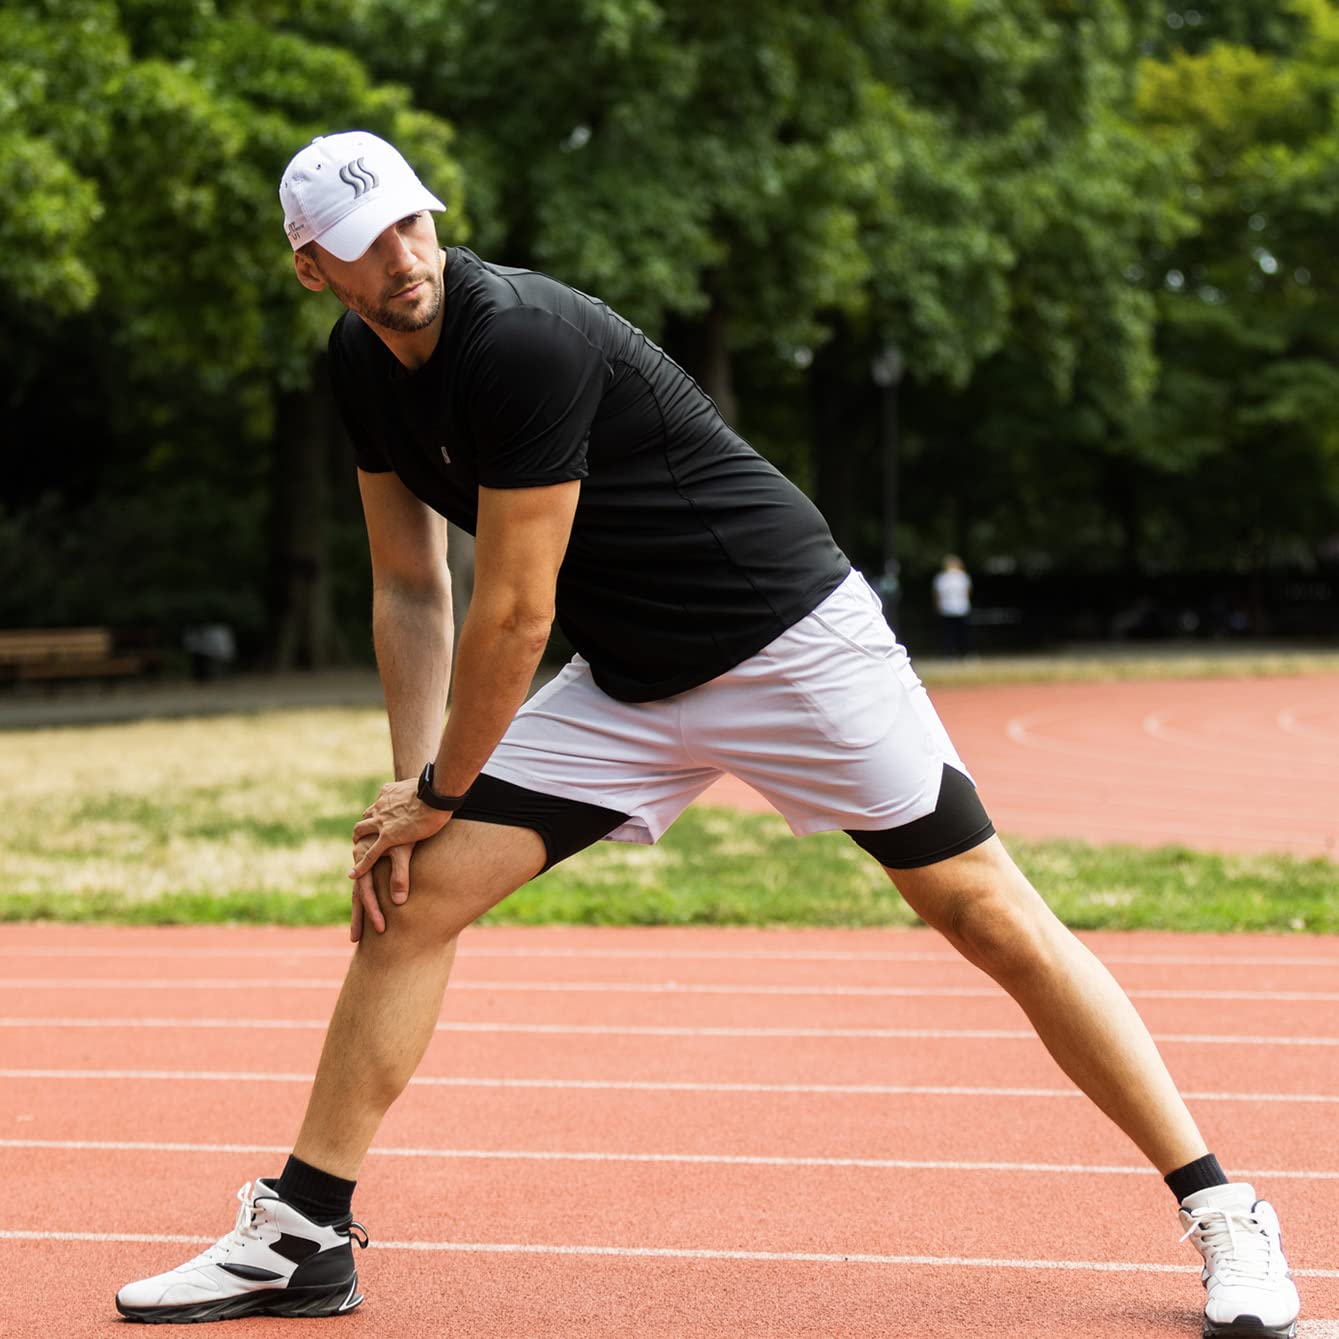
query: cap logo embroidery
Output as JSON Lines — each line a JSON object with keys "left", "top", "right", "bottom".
{"left": 339, "top": 158, "right": 380, "bottom": 199}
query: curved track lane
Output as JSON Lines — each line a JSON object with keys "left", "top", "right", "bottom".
{"left": 2, "top": 924, "right": 1337, "bottom": 1337}
{"left": 702, "top": 674, "right": 1339, "bottom": 858}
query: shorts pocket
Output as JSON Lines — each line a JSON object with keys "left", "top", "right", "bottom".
{"left": 781, "top": 608, "right": 904, "bottom": 748}
{"left": 756, "top": 574, "right": 911, "bottom": 750}
{"left": 796, "top": 649, "right": 903, "bottom": 748}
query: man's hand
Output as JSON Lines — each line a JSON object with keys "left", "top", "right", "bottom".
{"left": 347, "top": 779, "right": 452, "bottom": 939}
{"left": 348, "top": 832, "right": 386, "bottom": 943}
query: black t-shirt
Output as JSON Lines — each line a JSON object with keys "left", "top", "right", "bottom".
{"left": 329, "top": 246, "right": 850, "bottom": 702}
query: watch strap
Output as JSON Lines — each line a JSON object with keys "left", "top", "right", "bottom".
{"left": 417, "top": 761, "right": 470, "bottom": 812}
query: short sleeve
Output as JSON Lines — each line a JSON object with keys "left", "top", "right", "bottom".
{"left": 328, "top": 316, "right": 392, "bottom": 474}
{"left": 461, "top": 307, "right": 609, "bottom": 488}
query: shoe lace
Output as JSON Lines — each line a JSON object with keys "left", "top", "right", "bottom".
{"left": 180, "top": 1181, "right": 266, "bottom": 1270}
{"left": 1181, "top": 1205, "right": 1276, "bottom": 1283}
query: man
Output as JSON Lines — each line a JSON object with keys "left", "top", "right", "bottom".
{"left": 116, "top": 132, "right": 1300, "bottom": 1338}
{"left": 932, "top": 553, "right": 972, "bottom": 659}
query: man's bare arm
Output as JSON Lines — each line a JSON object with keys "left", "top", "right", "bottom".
{"left": 427, "top": 479, "right": 580, "bottom": 798}
{"left": 358, "top": 468, "right": 453, "bottom": 781}
{"left": 348, "top": 478, "right": 579, "bottom": 916}
{"left": 347, "top": 468, "right": 451, "bottom": 939}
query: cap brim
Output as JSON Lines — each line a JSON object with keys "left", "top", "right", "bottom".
{"left": 315, "top": 186, "right": 446, "bottom": 262}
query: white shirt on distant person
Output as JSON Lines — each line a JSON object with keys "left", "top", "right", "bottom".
{"left": 933, "top": 567, "right": 972, "bottom": 618}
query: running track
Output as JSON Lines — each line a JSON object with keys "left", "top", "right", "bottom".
{"left": 705, "top": 674, "right": 1339, "bottom": 859}
{"left": 2, "top": 924, "right": 1338, "bottom": 1337}
{"left": 3, "top": 673, "right": 1338, "bottom": 1334}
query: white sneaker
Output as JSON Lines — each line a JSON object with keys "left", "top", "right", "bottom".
{"left": 116, "top": 1179, "right": 368, "bottom": 1324}
{"left": 1179, "top": 1183, "right": 1300, "bottom": 1338}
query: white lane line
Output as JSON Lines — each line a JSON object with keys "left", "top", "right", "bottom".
{"left": 3, "top": 1227, "right": 1337, "bottom": 1279}
{"left": 4, "top": 944, "right": 1339, "bottom": 969}
{"left": 1144, "top": 710, "right": 1339, "bottom": 781}
{"left": 9, "top": 1228, "right": 1339, "bottom": 1277}
{"left": 6, "top": 978, "right": 1339, "bottom": 1004}
{"left": 1006, "top": 709, "right": 1339, "bottom": 786}
{"left": 4, "top": 1017, "right": 1339, "bottom": 1046}
{"left": 2, "top": 1138, "right": 1337, "bottom": 1182}
{"left": 5, "top": 1068, "right": 1339, "bottom": 1106}
{"left": 1100, "top": 953, "right": 1339, "bottom": 968}
{"left": 1279, "top": 704, "right": 1339, "bottom": 745}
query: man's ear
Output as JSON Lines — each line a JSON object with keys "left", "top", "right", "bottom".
{"left": 293, "top": 250, "right": 327, "bottom": 293}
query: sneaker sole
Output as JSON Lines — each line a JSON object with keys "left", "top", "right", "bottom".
{"left": 116, "top": 1275, "right": 362, "bottom": 1324}
{"left": 1204, "top": 1318, "right": 1297, "bottom": 1339}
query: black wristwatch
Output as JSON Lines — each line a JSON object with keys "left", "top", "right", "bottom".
{"left": 416, "top": 762, "right": 470, "bottom": 812}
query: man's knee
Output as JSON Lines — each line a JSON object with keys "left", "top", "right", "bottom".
{"left": 891, "top": 839, "right": 1060, "bottom": 976}
{"left": 949, "top": 888, "right": 1056, "bottom": 978}
{"left": 367, "top": 854, "right": 474, "bottom": 946}
{"left": 365, "top": 820, "right": 546, "bottom": 947}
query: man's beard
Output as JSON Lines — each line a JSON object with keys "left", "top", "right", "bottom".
{"left": 325, "top": 263, "right": 444, "bottom": 334}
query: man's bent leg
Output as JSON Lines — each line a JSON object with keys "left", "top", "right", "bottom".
{"left": 114, "top": 819, "right": 545, "bottom": 1324}
{"left": 886, "top": 834, "right": 1206, "bottom": 1174}
{"left": 293, "top": 817, "right": 546, "bottom": 1180}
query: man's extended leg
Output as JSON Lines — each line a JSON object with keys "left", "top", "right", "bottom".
{"left": 887, "top": 834, "right": 1204, "bottom": 1171}
{"left": 888, "top": 835, "right": 1300, "bottom": 1338}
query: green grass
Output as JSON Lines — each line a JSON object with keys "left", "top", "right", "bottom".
{"left": 2, "top": 706, "right": 1334, "bottom": 932}
{"left": 65, "top": 782, "right": 376, "bottom": 848}
{"left": 3, "top": 801, "right": 1336, "bottom": 934}
{"left": 914, "top": 646, "right": 1339, "bottom": 689}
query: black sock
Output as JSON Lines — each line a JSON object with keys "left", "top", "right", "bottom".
{"left": 273, "top": 1154, "right": 357, "bottom": 1224}
{"left": 1165, "top": 1152, "right": 1229, "bottom": 1205}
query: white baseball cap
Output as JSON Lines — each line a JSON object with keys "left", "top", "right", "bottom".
{"left": 279, "top": 131, "right": 445, "bottom": 262}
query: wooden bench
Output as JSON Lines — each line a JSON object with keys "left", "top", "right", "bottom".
{"left": 0, "top": 627, "right": 158, "bottom": 686}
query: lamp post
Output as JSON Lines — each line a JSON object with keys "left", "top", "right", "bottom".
{"left": 870, "top": 342, "right": 905, "bottom": 628}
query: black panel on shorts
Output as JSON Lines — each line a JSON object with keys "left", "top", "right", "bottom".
{"left": 454, "top": 772, "right": 630, "bottom": 874}
{"left": 845, "top": 763, "right": 995, "bottom": 869}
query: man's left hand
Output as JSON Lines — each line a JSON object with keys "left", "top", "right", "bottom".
{"left": 349, "top": 779, "right": 452, "bottom": 909}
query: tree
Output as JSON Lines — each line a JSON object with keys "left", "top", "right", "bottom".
{"left": 1128, "top": 0, "right": 1339, "bottom": 590}
{"left": 292, "top": 0, "right": 1187, "bottom": 584}
{"left": 0, "top": 0, "right": 466, "bottom": 662}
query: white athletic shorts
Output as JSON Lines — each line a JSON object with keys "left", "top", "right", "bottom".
{"left": 478, "top": 569, "right": 985, "bottom": 853}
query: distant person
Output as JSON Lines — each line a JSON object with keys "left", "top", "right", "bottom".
{"left": 182, "top": 623, "right": 237, "bottom": 681}
{"left": 115, "top": 130, "right": 1299, "bottom": 1339}
{"left": 933, "top": 554, "right": 973, "bottom": 658}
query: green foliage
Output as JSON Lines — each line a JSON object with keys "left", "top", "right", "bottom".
{"left": 0, "top": 134, "right": 101, "bottom": 313}
{"left": 0, "top": 0, "right": 466, "bottom": 645}
{"left": 3, "top": 0, "right": 1338, "bottom": 646}
{"left": 1123, "top": 0, "right": 1339, "bottom": 567}
{"left": 283, "top": 0, "right": 1205, "bottom": 587}
{"left": 0, "top": 2, "right": 120, "bottom": 315}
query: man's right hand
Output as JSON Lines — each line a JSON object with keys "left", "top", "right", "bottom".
{"left": 349, "top": 832, "right": 404, "bottom": 943}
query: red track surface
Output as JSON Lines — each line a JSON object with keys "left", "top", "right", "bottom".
{"left": 3, "top": 675, "right": 1338, "bottom": 1335}
{"left": 703, "top": 674, "right": 1339, "bottom": 859}
{"left": 3, "top": 923, "right": 1338, "bottom": 1337}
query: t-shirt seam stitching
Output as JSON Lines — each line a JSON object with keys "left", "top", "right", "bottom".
{"left": 623, "top": 361, "right": 786, "bottom": 654}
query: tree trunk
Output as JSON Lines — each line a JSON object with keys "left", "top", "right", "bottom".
{"left": 811, "top": 321, "right": 865, "bottom": 559}
{"left": 268, "top": 357, "right": 339, "bottom": 670}
{"left": 699, "top": 295, "right": 738, "bottom": 427}
{"left": 1103, "top": 454, "right": 1142, "bottom": 579}
{"left": 662, "top": 291, "right": 738, "bottom": 427}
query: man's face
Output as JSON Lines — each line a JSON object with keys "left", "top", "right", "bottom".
{"left": 300, "top": 212, "right": 443, "bottom": 334}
